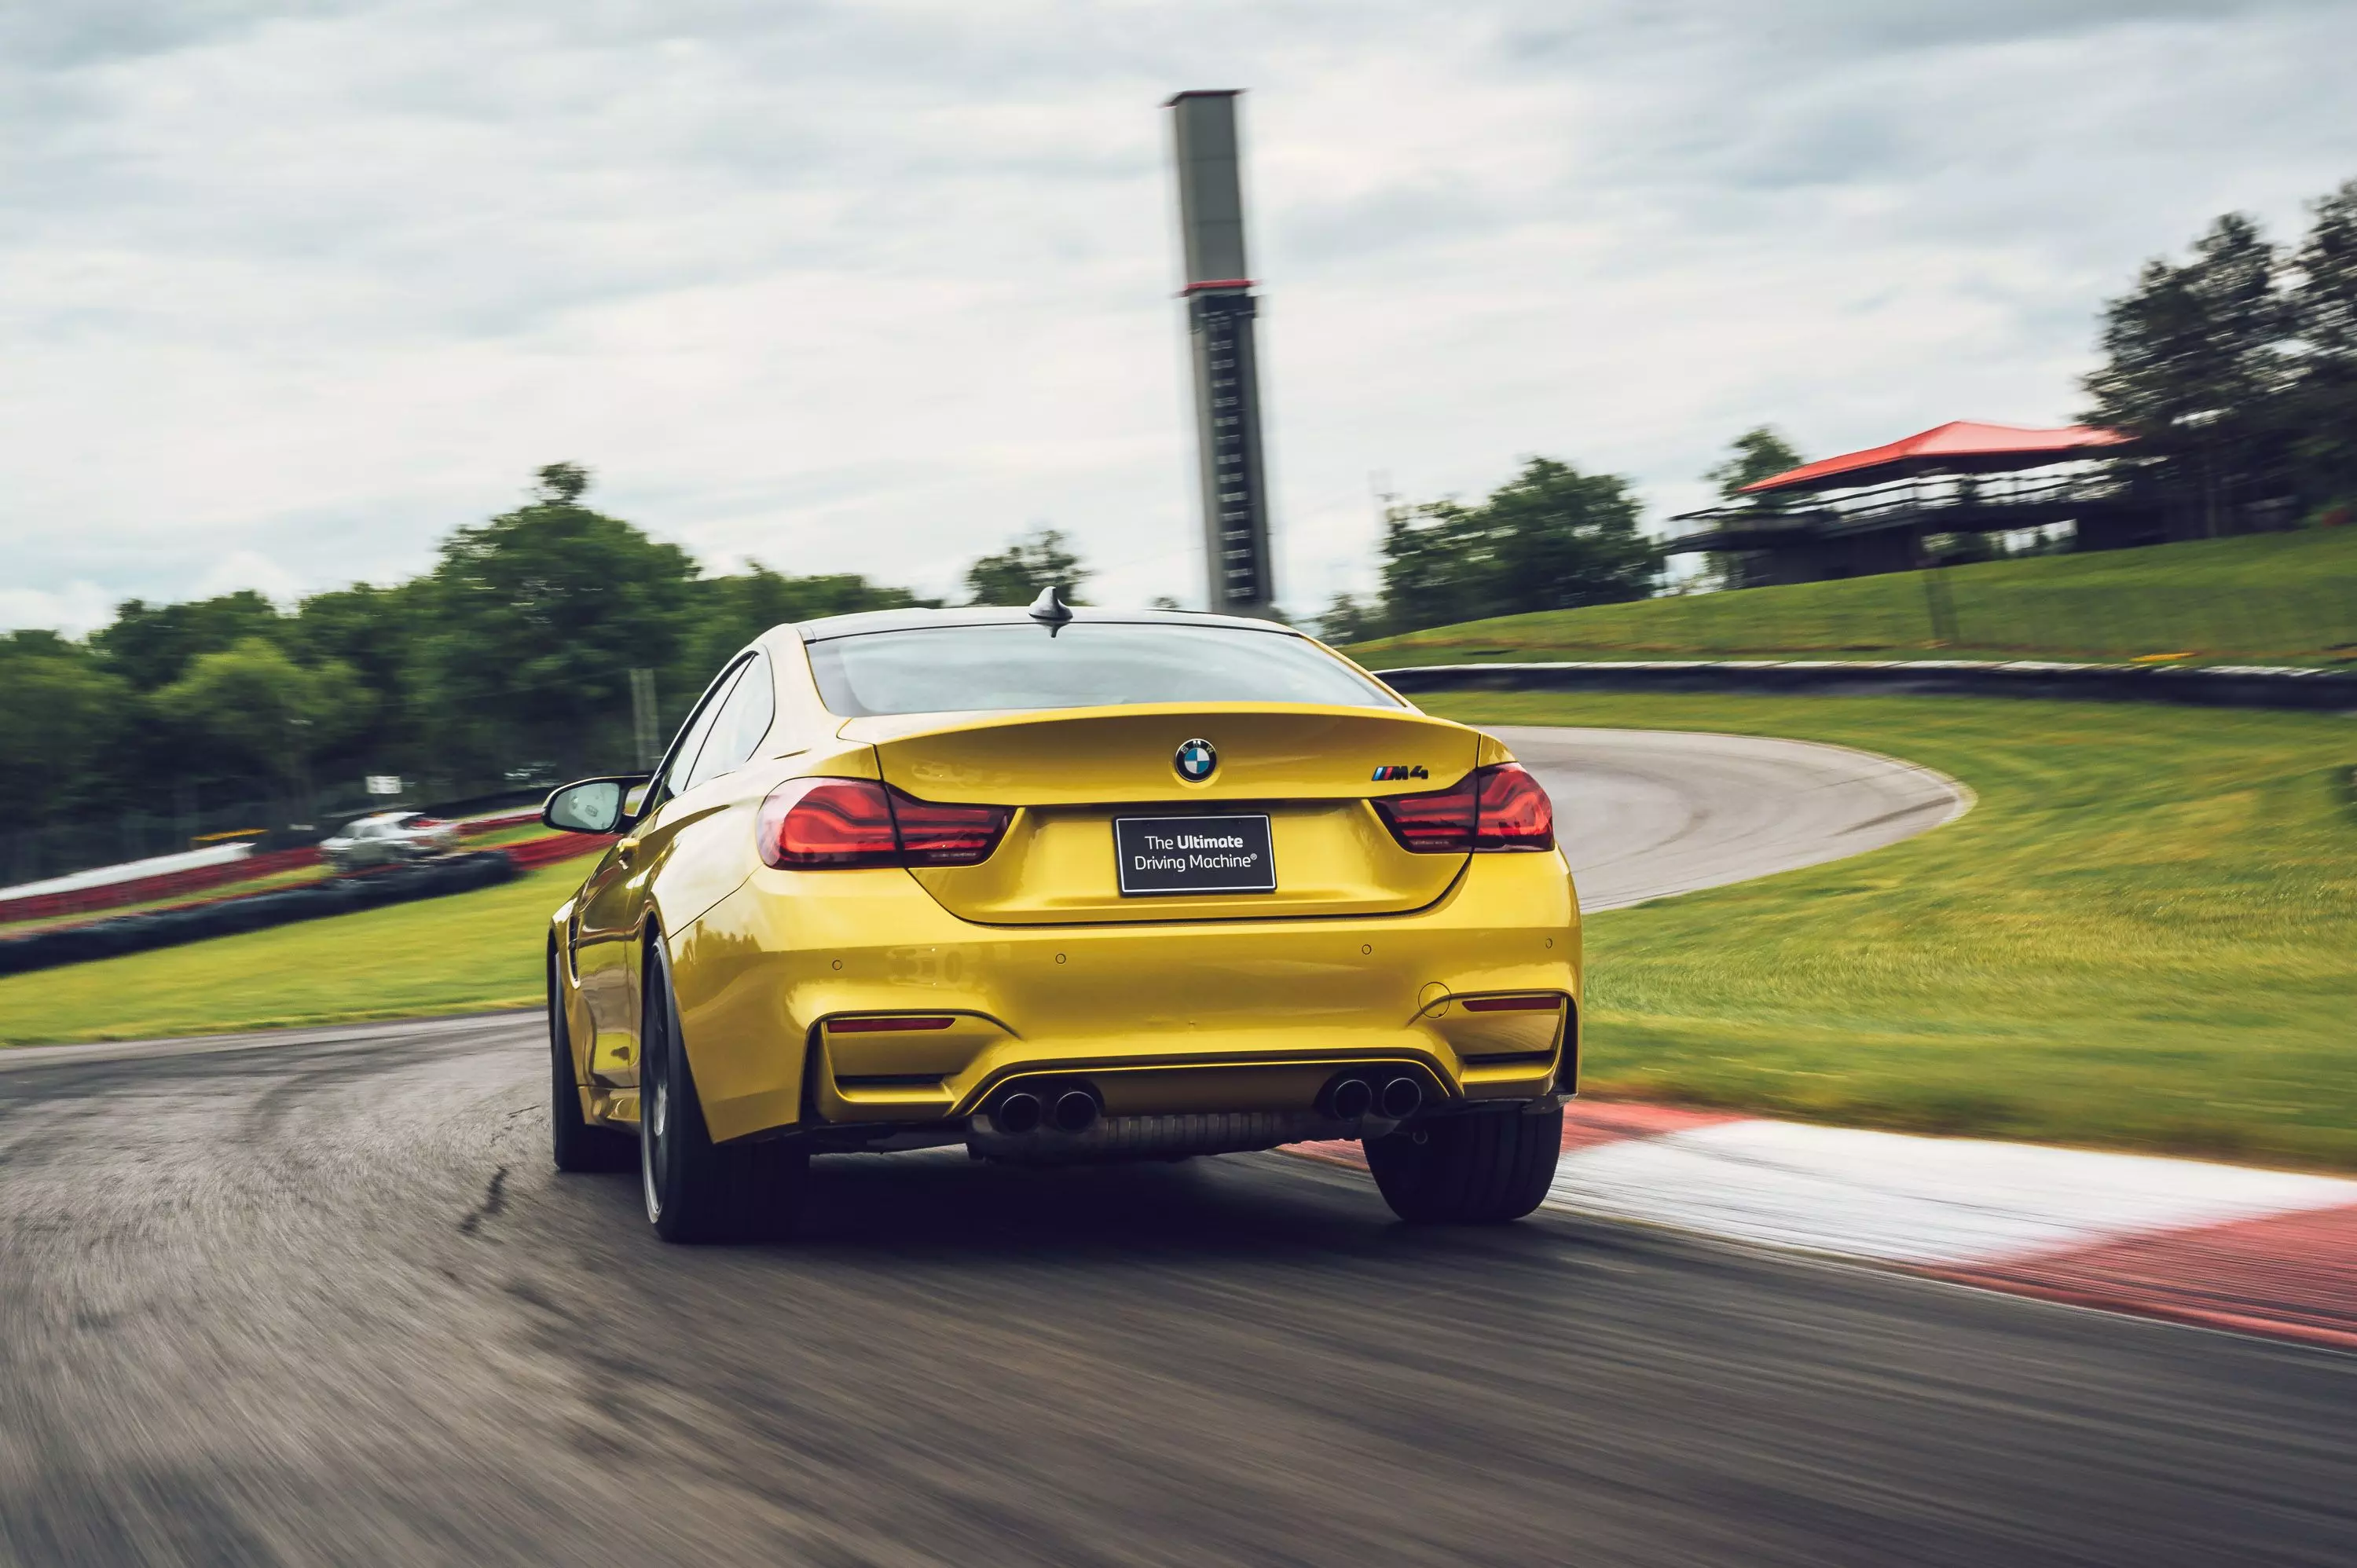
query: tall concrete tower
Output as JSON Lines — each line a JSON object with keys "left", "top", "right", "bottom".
{"left": 1168, "top": 90, "right": 1276, "bottom": 617}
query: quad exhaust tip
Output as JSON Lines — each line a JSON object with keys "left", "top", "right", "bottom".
{"left": 1323, "top": 1073, "right": 1424, "bottom": 1123}
{"left": 1329, "top": 1078, "right": 1375, "bottom": 1121}
{"left": 988, "top": 1085, "right": 1100, "bottom": 1136}
{"left": 992, "top": 1090, "right": 1043, "bottom": 1135}
{"left": 997, "top": 1075, "right": 1411, "bottom": 1138}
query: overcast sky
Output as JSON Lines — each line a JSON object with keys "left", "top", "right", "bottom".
{"left": 3, "top": 0, "right": 2352, "bottom": 632}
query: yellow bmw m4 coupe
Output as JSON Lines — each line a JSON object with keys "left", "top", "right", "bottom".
{"left": 542, "top": 595, "right": 1578, "bottom": 1241}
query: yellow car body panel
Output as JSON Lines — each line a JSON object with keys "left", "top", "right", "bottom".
{"left": 548, "top": 618, "right": 1582, "bottom": 1150}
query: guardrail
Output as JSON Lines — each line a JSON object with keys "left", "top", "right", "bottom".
{"left": 1666, "top": 469, "right": 2121, "bottom": 540}
{"left": 1376, "top": 659, "right": 2357, "bottom": 711}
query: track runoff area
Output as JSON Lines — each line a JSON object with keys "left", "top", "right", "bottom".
{"left": 3, "top": 727, "right": 2353, "bottom": 1565}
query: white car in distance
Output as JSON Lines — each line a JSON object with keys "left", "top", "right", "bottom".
{"left": 320, "top": 811, "right": 461, "bottom": 872}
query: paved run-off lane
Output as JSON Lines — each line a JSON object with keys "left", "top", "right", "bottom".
{"left": 5, "top": 731, "right": 2352, "bottom": 1566}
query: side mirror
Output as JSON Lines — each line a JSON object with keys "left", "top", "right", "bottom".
{"left": 542, "top": 776, "right": 644, "bottom": 835}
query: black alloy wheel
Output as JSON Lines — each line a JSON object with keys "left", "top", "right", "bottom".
{"left": 548, "top": 947, "right": 632, "bottom": 1173}
{"left": 1364, "top": 1103, "right": 1563, "bottom": 1223}
{"left": 639, "top": 936, "right": 808, "bottom": 1244}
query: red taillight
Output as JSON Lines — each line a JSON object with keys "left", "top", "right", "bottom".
{"left": 1474, "top": 762, "right": 1555, "bottom": 851}
{"left": 759, "top": 779, "right": 901, "bottom": 867}
{"left": 890, "top": 791, "right": 1014, "bottom": 866}
{"left": 757, "top": 778, "right": 1010, "bottom": 870}
{"left": 1373, "top": 763, "right": 1554, "bottom": 854}
{"left": 1372, "top": 771, "right": 1478, "bottom": 852}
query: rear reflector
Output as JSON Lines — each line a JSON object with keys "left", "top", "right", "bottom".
{"left": 826, "top": 1016, "right": 957, "bottom": 1033}
{"left": 1373, "top": 763, "right": 1555, "bottom": 853}
{"left": 758, "top": 778, "right": 1011, "bottom": 870}
{"left": 1461, "top": 995, "right": 1563, "bottom": 1013}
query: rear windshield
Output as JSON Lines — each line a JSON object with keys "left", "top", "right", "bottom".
{"left": 805, "top": 622, "right": 1401, "bottom": 717}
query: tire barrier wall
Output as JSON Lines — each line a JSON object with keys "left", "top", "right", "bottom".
{"left": 1375, "top": 659, "right": 2357, "bottom": 711}
{"left": 0, "top": 852, "right": 520, "bottom": 979}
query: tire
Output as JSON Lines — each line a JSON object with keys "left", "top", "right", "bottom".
{"left": 1363, "top": 1104, "right": 1563, "bottom": 1224}
{"left": 550, "top": 949, "right": 633, "bottom": 1173}
{"left": 639, "top": 936, "right": 808, "bottom": 1243}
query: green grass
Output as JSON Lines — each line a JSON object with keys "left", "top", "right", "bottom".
{"left": 0, "top": 859, "right": 582, "bottom": 1045}
{"left": 1352, "top": 529, "right": 2357, "bottom": 669}
{"left": 1423, "top": 691, "right": 2357, "bottom": 1169}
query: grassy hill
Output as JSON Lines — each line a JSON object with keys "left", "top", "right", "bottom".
{"left": 1434, "top": 691, "right": 2357, "bottom": 1171}
{"left": 1348, "top": 528, "right": 2357, "bottom": 669}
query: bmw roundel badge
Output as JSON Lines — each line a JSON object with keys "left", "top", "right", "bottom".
{"left": 1174, "top": 738, "right": 1218, "bottom": 782}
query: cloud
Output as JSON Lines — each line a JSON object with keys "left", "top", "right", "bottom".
{"left": 0, "top": 581, "right": 119, "bottom": 639}
{"left": 192, "top": 547, "right": 306, "bottom": 603}
{"left": 0, "top": 0, "right": 2351, "bottom": 629}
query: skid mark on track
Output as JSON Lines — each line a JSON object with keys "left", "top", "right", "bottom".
{"left": 459, "top": 1166, "right": 509, "bottom": 1236}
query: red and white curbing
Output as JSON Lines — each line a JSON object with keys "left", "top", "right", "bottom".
{"left": 1295, "top": 1102, "right": 2357, "bottom": 1350}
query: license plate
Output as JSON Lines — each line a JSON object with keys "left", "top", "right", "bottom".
{"left": 1113, "top": 815, "right": 1277, "bottom": 896}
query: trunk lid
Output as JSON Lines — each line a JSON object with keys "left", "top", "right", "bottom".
{"left": 846, "top": 704, "right": 1478, "bottom": 924}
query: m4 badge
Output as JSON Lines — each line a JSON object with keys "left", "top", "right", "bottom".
{"left": 1371, "top": 765, "right": 1430, "bottom": 782}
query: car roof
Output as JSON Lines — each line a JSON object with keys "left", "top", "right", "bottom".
{"left": 346, "top": 811, "right": 420, "bottom": 828}
{"left": 794, "top": 606, "right": 1303, "bottom": 644}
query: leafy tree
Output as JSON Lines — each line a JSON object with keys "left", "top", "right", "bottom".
{"left": 1375, "top": 458, "right": 1659, "bottom": 634}
{"left": 92, "top": 589, "right": 285, "bottom": 691}
{"left": 420, "top": 468, "right": 699, "bottom": 772}
{"left": 0, "top": 636, "right": 130, "bottom": 823}
{"left": 1706, "top": 427, "right": 1804, "bottom": 503}
{"left": 1686, "top": 428, "right": 1807, "bottom": 591}
{"left": 2084, "top": 213, "right": 2292, "bottom": 536}
{"left": 679, "top": 565, "right": 934, "bottom": 678}
{"left": 535, "top": 461, "right": 592, "bottom": 504}
{"left": 1479, "top": 459, "right": 1659, "bottom": 616}
{"left": 1314, "top": 592, "right": 1385, "bottom": 646}
{"left": 962, "top": 528, "right": 1088, "bottom": 606}
{"left": 291, "top": 580, "right": 430, "bottom": 772}
{"left": 2289, "top": 180, "right": 2357, "bottom": 515}
{"left": 156, "top": 639, "right": 370, "bottom": 802}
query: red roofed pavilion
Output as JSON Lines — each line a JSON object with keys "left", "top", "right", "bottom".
{"left": 1670, "top": 421, "right": 2152, "bottom": 584}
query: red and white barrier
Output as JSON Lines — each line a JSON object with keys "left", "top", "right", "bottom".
{"left": 1295, "top": 1103, "right": 2357, "bottom": 1349}
{"left": 0, "top": 846, "right": 321, "bottom": 924}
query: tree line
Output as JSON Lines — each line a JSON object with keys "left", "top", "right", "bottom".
{"left": 0, "top": 463, "right": 1091, "bottom": 836}
{"left": 2084, "top": 179, "right": 2357, "bottom": 537}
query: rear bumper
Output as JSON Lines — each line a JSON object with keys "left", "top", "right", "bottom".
{"left": 665, "top": 852, "right": 1580, "bottom": 1144}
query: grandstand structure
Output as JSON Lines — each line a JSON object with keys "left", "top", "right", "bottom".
{"left": 1666, "top": 422, "right": 2155, "bottom": 584}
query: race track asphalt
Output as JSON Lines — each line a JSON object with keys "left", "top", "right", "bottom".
{"left": 2, "top": 731, "right": 2348, "bottom": 1566}
{"left": 1502, "top": 724, "right": 1970, "bottom": 912}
